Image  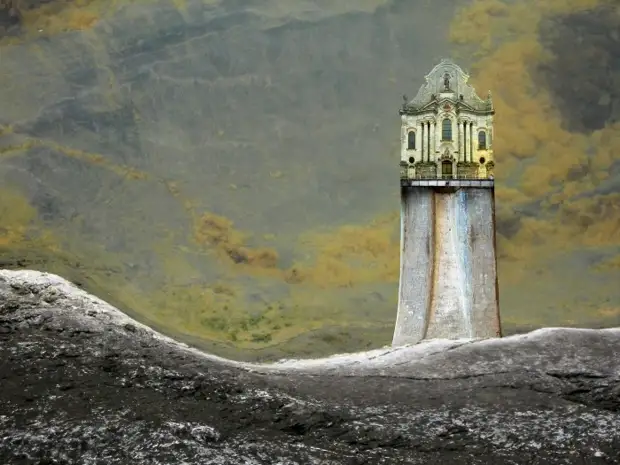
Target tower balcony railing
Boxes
[399,172,494,181]
[399,170,495,188]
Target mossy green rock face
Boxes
[1,0,619,360]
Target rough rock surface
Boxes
[1,269,620,464]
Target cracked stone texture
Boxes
[1,269,619,464]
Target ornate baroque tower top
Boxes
[399,59,495,187]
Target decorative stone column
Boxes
[430,121,436,161]
[469,122,474,163]
[458,120,463,162]
[420,122,426,161]
[462,121,467,162]
[465,121,469,162]
[426,121,430,162]
[427,122,431,161]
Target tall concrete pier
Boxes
[393,59,501,346]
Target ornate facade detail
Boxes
[415,161,438,179]
[456,161,479,179]
[439,148,454,162]
[399,59,495,181]
[485,161,495,178]
[399,160,408,178]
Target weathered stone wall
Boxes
[467,188,502,338]
[414,162,437,178]
[393,187,500,346]
[456,162,478,178]
[393,188,434,345]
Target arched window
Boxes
[478,130,487,150]
[407,131,416,150]
[442,119,452,141]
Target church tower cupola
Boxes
[399,58,495,185]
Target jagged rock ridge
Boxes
[1,269,619,464]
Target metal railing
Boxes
[400,172,493,181]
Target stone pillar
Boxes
[469,122,474,163]
[420,122,425,162]
[458,120,463,162]
[465,121,470,162]
[423,121,428,161]
[462,121,467,162]
[427,122,431,161]
[430,120,436,162]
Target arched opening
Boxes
[441,160,453,179]
[478,130,487,150]
[442,119,452,141]
[407,131,416,150]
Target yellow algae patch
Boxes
[0,134,148,180]
[0,186,61,252]
[191,208,401,289]
[598,307,620,318]
[593,254,620,272]
[170,208,401,347]
[137,276,389,349]
[4,0,179,39]
[135,207,400,348]
[49,143,148,180]
[0,140,37,159]
[192,211,280,272]
[286,213,399,288]
[0,187,37,247]
[13,0,105,37]
[559,193,620,248]
[495,186,533,213]
[497,191,620,265]
[139,279,298,348]
[0,124,14,136]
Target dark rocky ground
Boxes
[1,270,620,464]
